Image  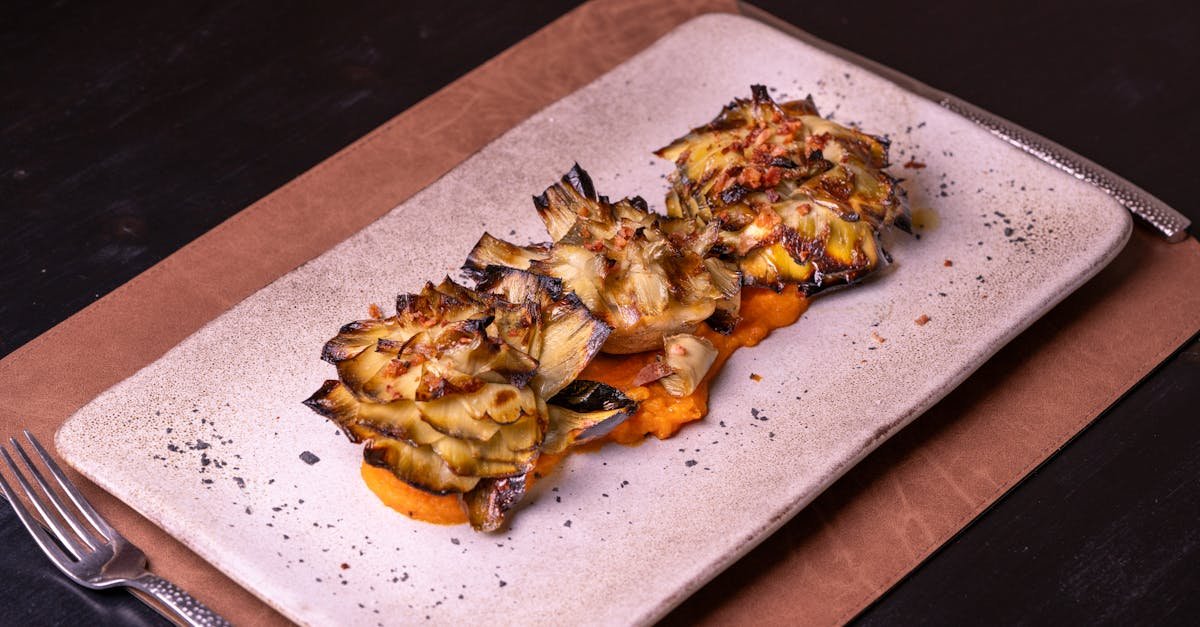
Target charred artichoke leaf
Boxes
[532,163,599,241]
[656,85,909,293]
[308,278,564,502]
[532,293,611,399]
[303,380,379,443]
[464,234,550,279]
[416,383,538,430]
[655,85,827,207]
[430,431,536,478]
[320,319,392,363]
[738,243,816,291]
[734,182,886,292]
[465,475,528,532]
[305,379,537,480]
[660,334,718,398]
[528,244,608,314]
[516,164,740,354]
[703,257,742,332]
[325,280,549,404]
[474,265,563,305]
[542,380,639,454]
[364,437,480,495]
[304,379,444,445]
[304,379,528,450]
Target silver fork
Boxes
[0,431,231,627]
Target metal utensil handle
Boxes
[937,97,1190,242]
[131,574,232,627]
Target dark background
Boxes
[2,1,1197,624]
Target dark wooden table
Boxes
[2,1,1197,624]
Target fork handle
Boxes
[129,574,232,627]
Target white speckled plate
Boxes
[57,14,1129,626]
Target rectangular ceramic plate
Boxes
[58,14,1129,626]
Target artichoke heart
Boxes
[656,85,910,293]
[659,334,718,398]
[543,380,640,454]
[465,164,742,354]
[305,274,636,530]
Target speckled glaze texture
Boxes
[57,14,1129,626]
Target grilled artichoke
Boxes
[305,274,636,531]
[656,85,910,293]
[465,164,742,354]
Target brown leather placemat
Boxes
[1,1,1196,624]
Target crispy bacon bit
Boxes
[807,133,830,152]
[631,361,672,387]
[903,158,927,169]
[368,303,384,319]
[737,167,763,189]
[749,373,763,382]
[762,166,783,188]
[915,314,931,326]
[382,359,410,377]
[871,330,886,344]
[943,259,953,267]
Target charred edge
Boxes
[804,94,819,114]
[778,227,818,263]
[337,319,377,334]
[629,195,649,212]
[549,379,638,414]
[705,308,740,335]
[564,163,597,200]
[769,156,799,169]
[559,290,614,347]
[506,369,537,390]
[301,380,342,417]
[750,84,772,104]
[477,265,564,301]
[531,191,550,211]
[362,445,457,496]
[801,272,865,298]
[395,293,419,316]
[303,381,365,443]
[321,340,349,364]
[375,337,404,352]
[461,235,492,276]
[466,475,527,532]
[456,315,494,335]
[892,212,913,234]
[720,183,751,205]
[461,260,486,281]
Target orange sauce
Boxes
[361,286,807,523]
[362,453,564,525]
[582,286,808,443]
[361,462,469,525]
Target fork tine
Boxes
[0,468,80,584]
[11,438,102,551]
[23,431,117,542]
[0,447,89,563]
